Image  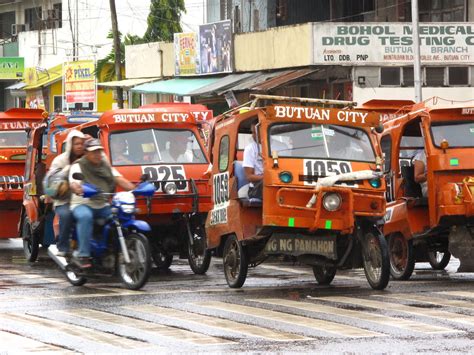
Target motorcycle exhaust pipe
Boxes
[47,245,68,271]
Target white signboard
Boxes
[313,22,474,65]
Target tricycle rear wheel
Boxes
[428,251,451,270]
[388,234,415,280]
[361,228,390,290]
[223,235,248,288]
[313,265,337,285]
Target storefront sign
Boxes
[174,32,200,76]
[0,57,24,80]
[63,60,96,104]
[313,23,474,65]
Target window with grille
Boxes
[25,7,42,31]
[380,67,401,86]
[425,67,445,86]
[419,0,465,22]
[448,67,469,86]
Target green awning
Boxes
[131,77,219,96]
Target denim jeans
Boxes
[55,204,73,253]
[72,205,111,257]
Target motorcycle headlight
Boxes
[121,203,135,214]
[323,193,342,212]
[164,182,177,195]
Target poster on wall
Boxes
[199,20,233,74]
[0,57,24,80]
[174,32,200,76]
[313,22,474,65]
[63,60,96,106]
[25,90,45,109]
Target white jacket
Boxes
[49,130,85,207]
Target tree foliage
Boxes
[95,31,143,81]
[143,0,186,42]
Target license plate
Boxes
[264,234,337,260]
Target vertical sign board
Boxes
[174,32,200,76]
[0,57,24,79]
[199,20,233,74]
[63,60,96,106]
[313,22,474,65]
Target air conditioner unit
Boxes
[11,23,28,36]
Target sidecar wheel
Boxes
[22,218,40,262]
[118,233,151,290]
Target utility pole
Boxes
[109,0,124,108]
[411,0,422,102]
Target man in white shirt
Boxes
[243,121,263,199]
[413,149,428,197]
[69,139,135,268]
[159,135,193,163]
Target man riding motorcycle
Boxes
[69,139,135,268]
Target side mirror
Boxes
[374,124,384,134]
[72,172,85,180]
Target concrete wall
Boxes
[234,23,312,71]
[125,42,174,79]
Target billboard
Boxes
[63,60,96,104]
[173,20,233,76]
[0,57,24,80]
[199,20,232,74]
[174,32,200,76]
[313,23,474,65]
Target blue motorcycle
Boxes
[48,176,156,290]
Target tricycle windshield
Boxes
[110,129,207,166]
[0,130,27,147]
[431,121,474,148]
[269,122,375,162]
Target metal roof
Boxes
[188,72,256,96]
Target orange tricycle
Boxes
[206,94,390,289]
[379,98,474,279]
[0,109,46,242]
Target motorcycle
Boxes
[48,174,155,290]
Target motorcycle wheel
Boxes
[223,235,248,288]
[361,228,390,290]
[22,217,40,262]
[187,222,211,275]
[118,233,151,290]
[428,251,451,270]
[388,234,415,280]
[313,265,337,285]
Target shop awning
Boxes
[97,77,157,88]
[131,77,219,96]
[188,73,256,96]
[251,68,318,91]
[23,64,62,90]
[221,71,288,93]
[5,82,26,90]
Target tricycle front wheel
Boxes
[361,229,390,290]
[428,251,451,270]
[223,235,248,288]
[313,265,337,285]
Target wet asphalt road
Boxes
[0,238,473,354]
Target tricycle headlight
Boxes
[369,178,381,188]
[279,171,293,183]
[323,193,342,212]
[121,203,135,214]
[164,182,177,195]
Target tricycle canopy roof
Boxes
[0,108,46,130]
